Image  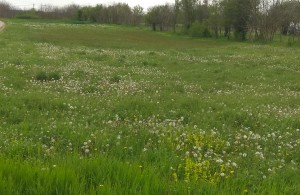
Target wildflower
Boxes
[216,159,224,164]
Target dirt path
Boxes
[0,21,5,31]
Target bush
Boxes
[16,10,39,19]
[188,21,211,38]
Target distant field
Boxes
[1,19,300,194]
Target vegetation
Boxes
[0,18,300,194]
[2,0,300,41]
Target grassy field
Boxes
[1,19,300,194]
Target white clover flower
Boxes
[220,173,225,177]
[85,149,90,154]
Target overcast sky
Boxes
[9,0,174,10]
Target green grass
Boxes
[1,19,300,194]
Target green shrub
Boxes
[188,22,211,38]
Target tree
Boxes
[0,1,14,18]
[180,0,198,29]
[208,1,222,38]
[146,6,163,31]
[132,5,144,26]
[222,0,252,40]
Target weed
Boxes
[35,71,48,82]
[1,19,300,194]
[110,75,122,83]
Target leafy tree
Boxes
[146,6,162,31]
[222,0,252,40]
[180,0,198,29]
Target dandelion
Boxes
[185,151,190,156]
[216,159,224,164]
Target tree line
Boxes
[1,0,300,41]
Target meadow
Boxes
[0,19,300,194]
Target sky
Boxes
[8,0,174,10]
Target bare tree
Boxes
[0,1,15,18]
[132,5,144,26]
